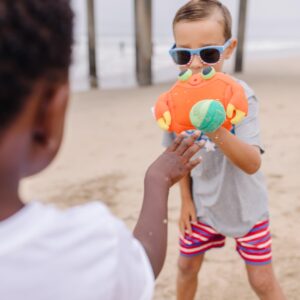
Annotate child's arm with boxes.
[207,126,261,174]
[133,132,203,278]
[179,174,197,236]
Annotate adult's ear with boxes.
[28,83,70,176]
[223,38,237,60]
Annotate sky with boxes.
[71,0,300,41]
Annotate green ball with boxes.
[190,100,226,133]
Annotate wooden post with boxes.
[87,0,98,88]
[235,0,248,73]
[134,0,152,86]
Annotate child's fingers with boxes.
[190,210,197,224]
[179,220,186,237]
[185,220,192,236]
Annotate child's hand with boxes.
[147,131,204,187]
[179,199,197,236]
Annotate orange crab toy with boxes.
[154,66,248,134]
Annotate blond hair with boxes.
[173,0,232,40]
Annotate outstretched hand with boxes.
[146,131,204,187]
[135,131,203,278]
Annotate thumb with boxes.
[191,208,197,224]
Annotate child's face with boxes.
[173,18,237,74]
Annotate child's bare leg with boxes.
[246,263,286,300]
[177,253,204,300]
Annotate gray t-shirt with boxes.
[162,79,269,238]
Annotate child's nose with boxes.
[189,54,205,73]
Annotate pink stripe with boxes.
[180,237,193,245]
[240,238,272,250]
[188,231,209,242]
[180,240,225,254]
[244,227,269,238]
[239,249,272,261]
[237,227,269,242]
[241,234,271,245]
[192,222,219,235]
[253,219,269,228]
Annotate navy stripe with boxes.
[249,222,269,233]
[184,235,203,244]
[238,246,271,254]
[191,226,213,238]
[244,259,272,266]
[180,240,204,248]
[246,234,271,245]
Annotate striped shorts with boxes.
[180,219,272,265]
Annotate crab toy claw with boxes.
[226,103,246,125]
[157,111,171,130]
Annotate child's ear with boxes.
[223,38,237,59]
[29,83,69,175]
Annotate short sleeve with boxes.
[162,131,176,148]
[235,94,264,152]
[63,202,154,300]
[113,219,154,300]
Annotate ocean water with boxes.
[69,0,300,91]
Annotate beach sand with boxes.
[21,54,300,299]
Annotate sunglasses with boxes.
[169,39,232,66]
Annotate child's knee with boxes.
[177,255,203,277]
[247,265,276,295]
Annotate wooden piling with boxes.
[134,0,152,86]
[87,0,98,88]
[235,0,248,73]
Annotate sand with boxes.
[21,54,300,299]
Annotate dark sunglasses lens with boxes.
[200,48,220,64]
[173,50,191,65]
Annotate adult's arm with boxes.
[133,131,203,278]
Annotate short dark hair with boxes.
[173,0,232,41]
[0,0,73,131]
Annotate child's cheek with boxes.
[179,65,188,72]
[214,60,225,72]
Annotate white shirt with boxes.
[0,201,154,300]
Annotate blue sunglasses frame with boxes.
[169,39,232,66]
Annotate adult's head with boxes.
[0,0,73,179]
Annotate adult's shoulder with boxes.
[2,201,153,299]
[61,201,116,225]
[58,202,154,299]
[47,201,128,243]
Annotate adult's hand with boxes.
[146,131,204,187]
[134,131,204,278]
